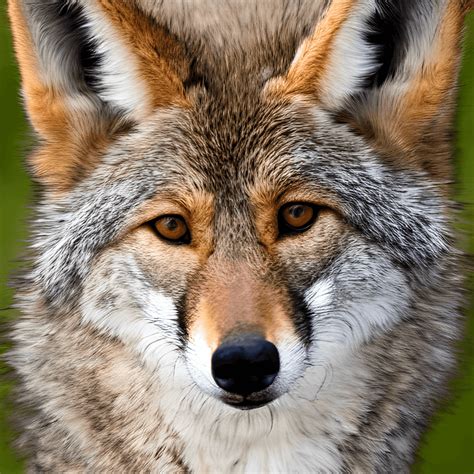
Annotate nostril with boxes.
[211,335,280,396]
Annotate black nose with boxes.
[211,335,280,396]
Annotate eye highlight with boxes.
[152,215,190,244]
[278,203,319,235]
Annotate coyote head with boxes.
[9,0,468,437]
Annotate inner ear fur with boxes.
[8,0,190,191]
[271,0,472,180]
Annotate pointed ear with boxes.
[8,0,190,190]
[271,0,472,179]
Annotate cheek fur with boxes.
[305,278,334,315]
[304,244,410,354]
[131,226,201,300]
[79,250,186,378]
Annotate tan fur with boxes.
[267,0,356,99]
[192,264,294,346]
[251,181,343,248]
[30,118,129,193]
[6,1,470,471]
[96,0,190,110]
[14,306,188,471]
[267,0,471,182]
[8,0,190,191]
[130,190,215,261]
[365,1,469,181]
[8,0,130,191]
[8,0,49,137]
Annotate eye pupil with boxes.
[166,218,178,231]
[290,205,305,219]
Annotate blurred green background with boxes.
[0,3,473,473]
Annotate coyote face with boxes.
[79,100,415,411]
[8,0,470,471]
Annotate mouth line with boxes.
[221,397,275,410]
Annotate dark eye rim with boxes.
[278,202,320,236]
[150,214,191,245]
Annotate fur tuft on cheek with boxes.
[79,251,185,378]
[304,244,410,354]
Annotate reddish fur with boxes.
[192,264,294,347]
[8,0,129,191]
[97,0,190,110]
[8,0,190,191]
[268,0,356,99]
[268,0,471,182]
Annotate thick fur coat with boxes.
[7,0,472,471]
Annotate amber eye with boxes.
[152,215,190,243]
[279,203,318,234]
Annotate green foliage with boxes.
[0,3,29,473]
[415,13,474,474]
[0,6,472,473]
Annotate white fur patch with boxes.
[80,252,180,376]
[185,322,219,397]
[398,2,447,79]
[318,0,379,108]
[77,246,410,473]
[186,326,307,402]
[305,252,409,353]
[79,3,152,119]
[305,277,334,312]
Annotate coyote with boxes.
[7,0,471,471]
